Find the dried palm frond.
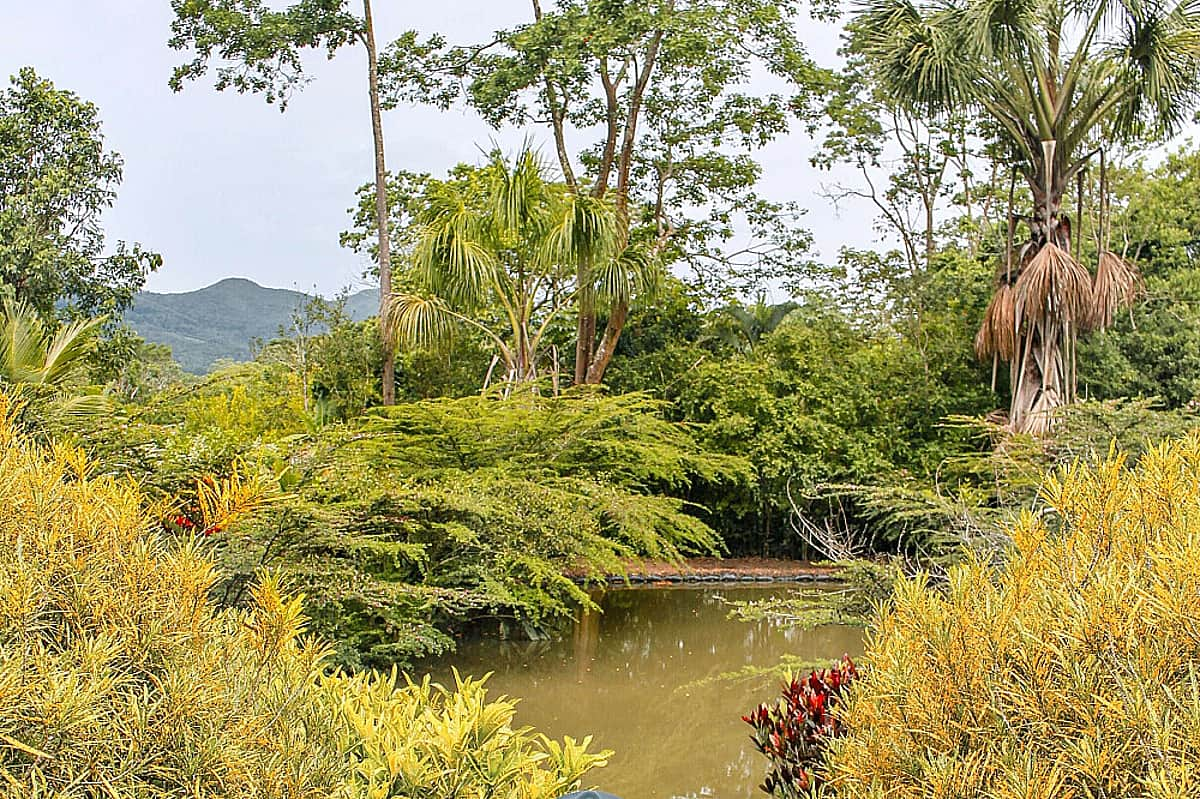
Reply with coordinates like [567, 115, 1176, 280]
[1014, 243, 1092, 329]
[1087, 251, 1142, 332]
[1021, 385, 1062, 436]
[975, 283, 1017, 362]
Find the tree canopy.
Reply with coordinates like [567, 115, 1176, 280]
[0, 68, 160, 321]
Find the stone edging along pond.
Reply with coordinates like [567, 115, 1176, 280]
[596, 571, 842, 585]
[568, 557, 844, 586]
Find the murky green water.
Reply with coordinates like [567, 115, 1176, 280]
[419, 584, 864, 799]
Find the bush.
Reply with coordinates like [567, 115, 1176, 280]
[0, 400, 606, 797]
[212, 390, 749, 670]
[824, 433, 1200, 798]
[337, 670, 603, 798]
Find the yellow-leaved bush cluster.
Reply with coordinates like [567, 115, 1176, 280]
[0, 407, 606, 798]
[825, 434, 1200, 799]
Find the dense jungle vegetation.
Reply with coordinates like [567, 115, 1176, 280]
[8, 0, 1200, 794]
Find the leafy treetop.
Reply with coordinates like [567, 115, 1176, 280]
[0, 68, 160, 321]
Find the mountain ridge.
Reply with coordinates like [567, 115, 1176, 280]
[124, 277, 378, 374]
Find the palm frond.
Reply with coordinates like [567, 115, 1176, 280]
[0, 300, 48, 384]
[1014, 242, 1093, 328]
[975, 283, 1018, 361]
[1087, 250, 1142, 331]
[540, 192, 618, 271]
[856, 0, 969, 113]
[40, 315, 104, 386]
[960, 0, 1041, 59]
[490, 146, 551, 236]
[765, 301, 800, 331]
[595, 246, 662, 306]
[45, 393, 111, 425]
[387, 293, 456, 349]
[1107, 0, 1200, 138]
[413, 199, 501, 308]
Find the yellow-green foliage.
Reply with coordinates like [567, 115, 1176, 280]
[826, 433, 1200, 799]
[336, 670, 603, 799]
[0, 405, 606, 797]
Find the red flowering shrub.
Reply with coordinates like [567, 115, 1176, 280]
[743, 655, 859, 797]
[162, 466, 269, 537]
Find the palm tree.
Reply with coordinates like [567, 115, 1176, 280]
[388, 148, 624, 389]
[856, 0, 1200, 432]
[0, 299, 102, 387]
[709, 298, 799, 354]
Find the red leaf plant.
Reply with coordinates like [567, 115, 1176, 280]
[742, 655, 859, 798]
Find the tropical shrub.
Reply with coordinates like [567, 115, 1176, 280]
[0, 400, 607, 797]
[336, 670, 605, 798]
[743, 656, 859, 798]
[0, 401, 346, 797]
[674, 288, 992, 555]
[831, 398, 1200, 565]
[824, 433, 1200, 798]
[79, 359, 309, 502]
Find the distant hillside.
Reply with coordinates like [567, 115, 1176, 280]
[124, 278, 378, 374]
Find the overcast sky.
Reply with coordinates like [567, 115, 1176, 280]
[2, 1, 873, 297]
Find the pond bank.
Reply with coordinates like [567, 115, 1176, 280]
[573, 556, 844, 584]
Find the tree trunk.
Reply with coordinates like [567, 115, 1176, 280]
[1010, 170, 1073, 433]
[574, 273, 595, 384]
[581, 26, 665, 386]
[585, 300, 628, 384]
[363, 0, 395, 405]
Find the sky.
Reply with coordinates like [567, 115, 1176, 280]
[1, 1, 871, 297]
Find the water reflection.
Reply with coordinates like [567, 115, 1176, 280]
[419, 585, 864, 799]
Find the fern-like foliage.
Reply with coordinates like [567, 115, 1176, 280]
[197, 390, 748, 670]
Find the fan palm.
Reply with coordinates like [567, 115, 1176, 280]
[388, 147, 626, 388]
[856, 0, 1200, 432]
[0, 299, 102, 386]
[0, 298, 106, 426]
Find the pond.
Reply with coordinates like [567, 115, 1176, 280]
[421, 584, 865, 799]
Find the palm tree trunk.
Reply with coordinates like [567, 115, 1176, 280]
[1011, 148, 1073, 433]
[363, 0, 395, 406]
[574, 270, 595, 385]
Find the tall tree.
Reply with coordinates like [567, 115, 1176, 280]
[856, 0, 1200, 431]
[167, 0, 418, 404]
[383, 0, 828, 384]
[389, 147, 622, 389]
[814, 53, 993, 274]
[0, 68, 160, 321]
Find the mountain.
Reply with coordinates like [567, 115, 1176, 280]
[124, 278, 378, 374]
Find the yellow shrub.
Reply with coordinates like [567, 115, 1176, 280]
[827, 433, 1200, 799]
[0, 405, 606, 797]
[334, 669, 605, 799]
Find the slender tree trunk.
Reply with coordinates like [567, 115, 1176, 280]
[363, 0, 395, 405]
[585, 300, 628, 384]
[582, 24, 666, 386]
[924, 200, 935, 268]
[574, 281, 595, 385]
